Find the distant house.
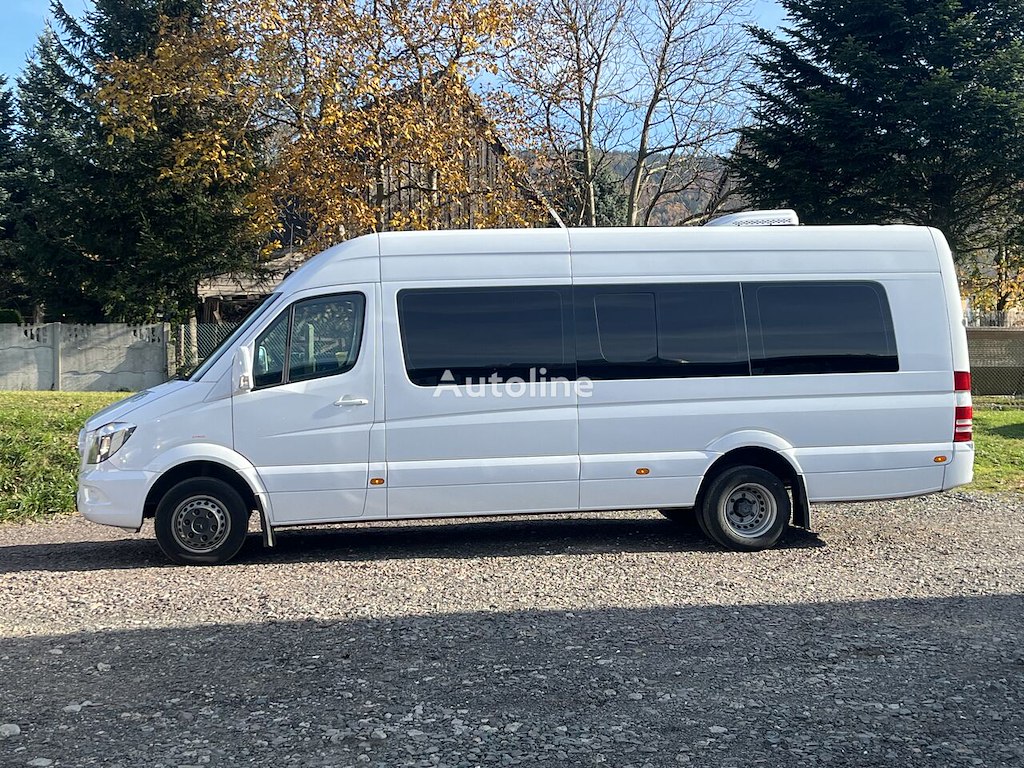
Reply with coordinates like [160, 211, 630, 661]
[197, 250, 307, 323]
[198, 86, 552, 323]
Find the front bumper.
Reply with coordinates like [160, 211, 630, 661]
[77, 466, 155, 530]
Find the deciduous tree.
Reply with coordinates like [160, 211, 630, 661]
[510, 0, 752, 227]
[97, 0, 546, 252]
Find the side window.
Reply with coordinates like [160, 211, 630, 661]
[594, 293, 658, 363]
[398, 287, 572, 386]
[253, 293, 365, 388]
[656, 285, 748, 376]
[254, 311, 289, 388]
[288, 295, 365, 382]
[746, 281, 898, 375]
[575, 283, 747, 380]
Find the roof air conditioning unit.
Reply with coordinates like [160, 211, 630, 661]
[705, 209, 800, 227]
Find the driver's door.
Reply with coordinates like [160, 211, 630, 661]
[232, 287, 376, 524]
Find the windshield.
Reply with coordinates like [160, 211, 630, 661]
[186, 293, 282, 381]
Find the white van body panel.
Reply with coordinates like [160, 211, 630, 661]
[564, 226, 960, 508]
[379, 228, 571, 281]
[566, 225, 940, 279]
[82, 379, 193, 426]
[76, 464, 155, 529]
[231, 283, 379, 525]
[77, 379, 238, 528]
[380, 230, 579, 518]
[77, 224, 974, 537]
[277, 236, 381, 293]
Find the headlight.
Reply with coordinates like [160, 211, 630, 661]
[86, 422, 136, 464]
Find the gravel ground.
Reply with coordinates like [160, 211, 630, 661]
[1, 493, 1023, 767]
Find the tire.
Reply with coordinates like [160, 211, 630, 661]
[697, 465, 791, 551]
[154, 477, 250, 565]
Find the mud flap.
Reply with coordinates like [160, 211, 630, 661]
[792, 475, 811, 529]
[257, 500, 276, 548]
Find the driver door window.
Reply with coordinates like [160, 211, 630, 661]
[254, 293, 365, 388]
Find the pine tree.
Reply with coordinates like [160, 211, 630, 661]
[14, 1, 263, 322]
[731, 0, 1024, 257]
[0, 75, 28, 317]
[551, 153, 629, 227]
[0, 78, 15, 216]
[16, 27, 105, 321]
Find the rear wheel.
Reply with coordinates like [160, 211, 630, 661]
[698, 465, 790, 551]
[154, 478, 249, 565]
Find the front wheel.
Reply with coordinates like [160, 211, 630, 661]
[698, 465, 790, 551]
[154, 478, 250, 565]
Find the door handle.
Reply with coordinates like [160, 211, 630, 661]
[334, 396, 369, 406]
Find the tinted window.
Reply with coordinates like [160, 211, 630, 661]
[399, 288, 572, 386]
[657, 286, 748, 373]
[746, 282, 897, 375]
[576, 283, 747, 379]
[595, 293, 657, 363]
[253, 293, 365, 388]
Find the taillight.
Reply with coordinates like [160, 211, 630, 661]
[954, 370, 972, 443]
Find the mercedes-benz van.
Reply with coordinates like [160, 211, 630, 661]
[77, 213, 974, 564]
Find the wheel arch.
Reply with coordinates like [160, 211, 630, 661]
[699, 435, 810, 529]
[143, 457, 264, 521]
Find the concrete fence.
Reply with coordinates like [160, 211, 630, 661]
[0, 323, 171, 391]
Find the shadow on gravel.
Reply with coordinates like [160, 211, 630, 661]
[1, 596, 1022, 766]
[0, 515, 822, 574]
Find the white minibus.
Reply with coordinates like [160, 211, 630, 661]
[77, 213, 974, 564]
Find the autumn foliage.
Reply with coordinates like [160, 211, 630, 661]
[97, 0, 546, 253]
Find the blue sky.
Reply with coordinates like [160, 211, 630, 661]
[1, 0, 786, 85]
[1, 0, 87, 83]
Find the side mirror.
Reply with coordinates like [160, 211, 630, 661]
[234, 345, 253, 394]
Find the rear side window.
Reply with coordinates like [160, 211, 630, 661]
[745, 281, 898, 375]
[593, 293, 658, 363]
[575, 283, 748, 379]
[398, 287, 573, 386]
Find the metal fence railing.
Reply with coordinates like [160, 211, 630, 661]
[967, 329, 1024, 396]
[198, 323, 240, 360]
[965, 309, 1024, 328]
[171, 322, 239, 376]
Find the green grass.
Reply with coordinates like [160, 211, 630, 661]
[972, 403, 1024, 493]
[0, 391, 1022, 523]
[0, 391, 128, 522]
